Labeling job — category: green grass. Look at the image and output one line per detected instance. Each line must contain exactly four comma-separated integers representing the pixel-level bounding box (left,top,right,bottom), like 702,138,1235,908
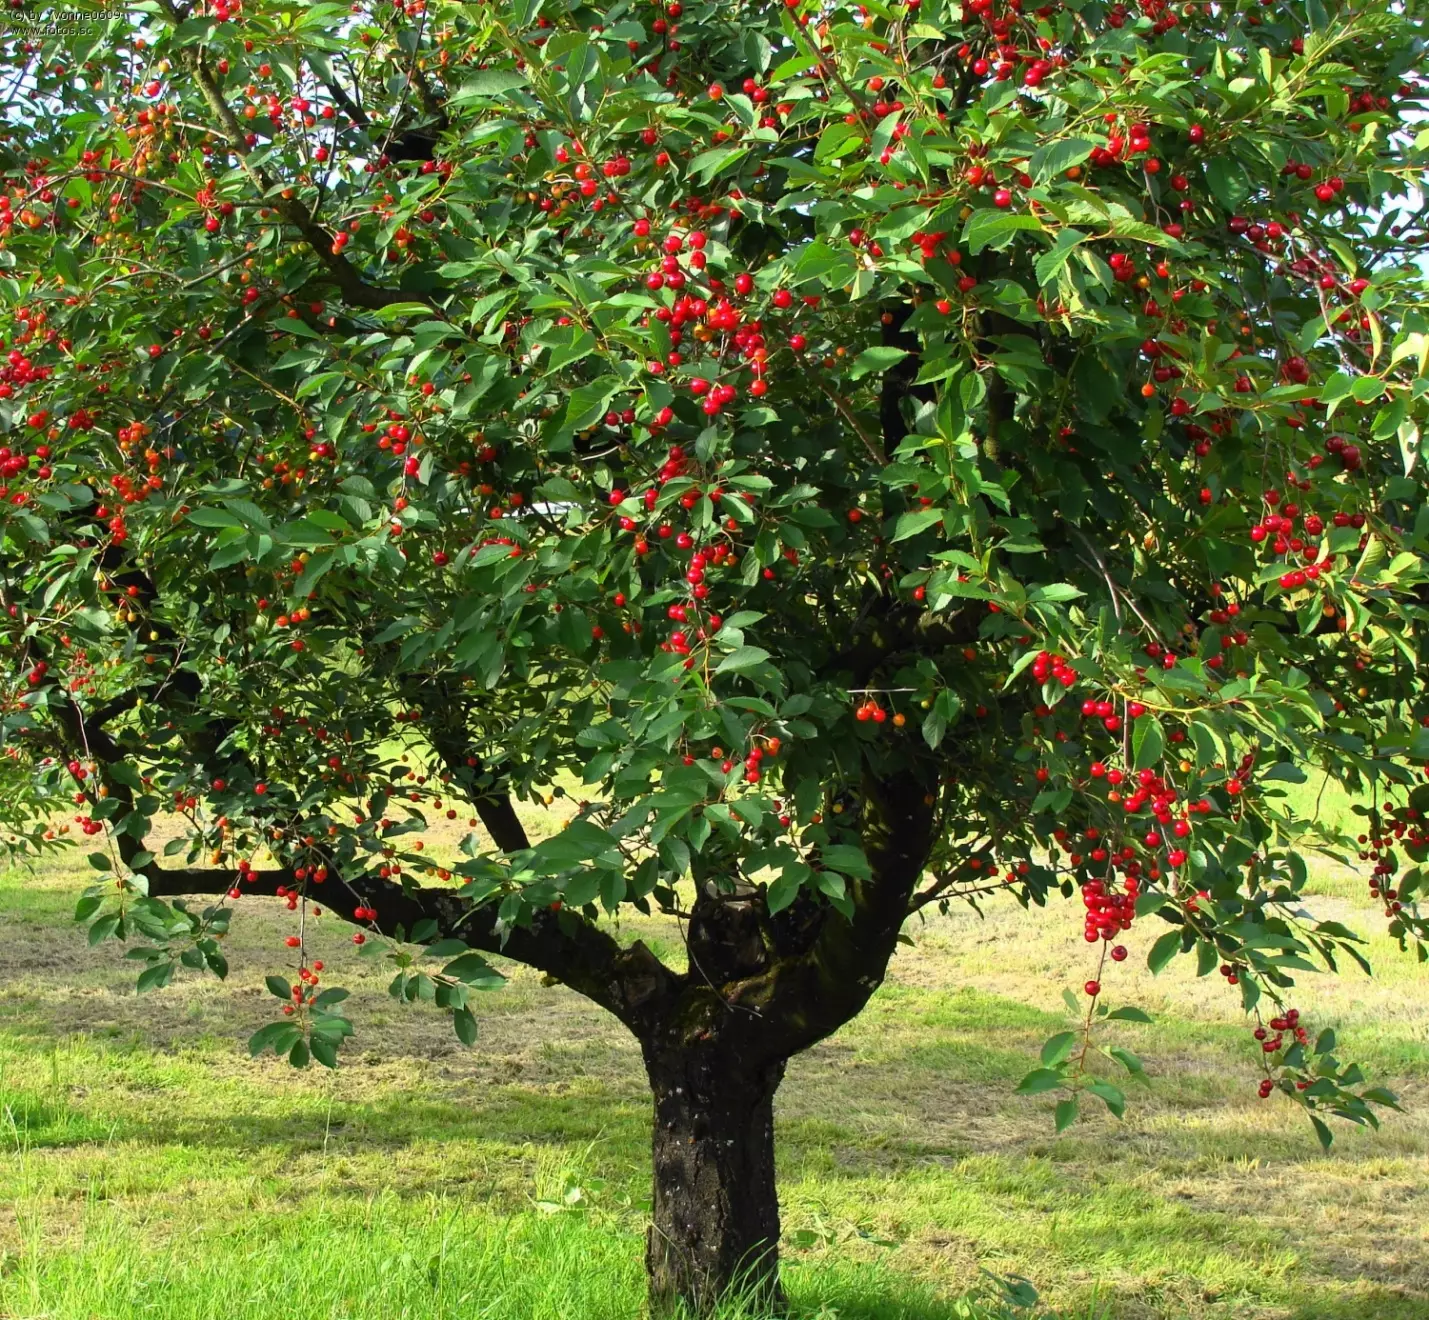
2,828,1427,1320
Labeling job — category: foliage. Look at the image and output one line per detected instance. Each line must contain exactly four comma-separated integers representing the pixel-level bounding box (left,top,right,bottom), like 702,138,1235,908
2,0,1429,1170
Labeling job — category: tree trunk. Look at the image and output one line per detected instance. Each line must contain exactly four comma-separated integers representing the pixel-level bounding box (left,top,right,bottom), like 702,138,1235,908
645,1045,787,1317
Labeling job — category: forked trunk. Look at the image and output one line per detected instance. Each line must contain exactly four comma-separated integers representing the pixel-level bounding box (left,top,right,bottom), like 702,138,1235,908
645,1046,787,1317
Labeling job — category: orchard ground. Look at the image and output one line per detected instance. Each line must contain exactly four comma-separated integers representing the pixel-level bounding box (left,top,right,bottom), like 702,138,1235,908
1,775,1426,1320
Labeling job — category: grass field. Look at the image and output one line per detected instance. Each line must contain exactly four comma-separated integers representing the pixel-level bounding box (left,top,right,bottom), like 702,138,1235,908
1,774,1427,1320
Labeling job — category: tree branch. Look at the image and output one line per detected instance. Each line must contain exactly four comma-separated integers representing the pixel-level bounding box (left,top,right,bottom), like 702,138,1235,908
47,673,671,1034
720,769,937,1062
140,860,676,1033
161,12,427,312
400,676,531,852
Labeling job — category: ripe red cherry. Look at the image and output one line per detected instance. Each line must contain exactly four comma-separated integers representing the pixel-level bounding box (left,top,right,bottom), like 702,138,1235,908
992,188,1012,208
1084,980,1101,996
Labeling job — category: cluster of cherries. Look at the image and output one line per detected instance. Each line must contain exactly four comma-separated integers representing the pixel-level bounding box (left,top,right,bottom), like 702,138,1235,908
1359,804,1428,921
1087,119,1160,169
280,961,327,1016
1030,649,1077,688
626,225,805,403
729,742,773,784
26,753,108,840
1079,697,1142,735
1079,874,1138,955
1254,1008,1309,1097
1247,488,1363,590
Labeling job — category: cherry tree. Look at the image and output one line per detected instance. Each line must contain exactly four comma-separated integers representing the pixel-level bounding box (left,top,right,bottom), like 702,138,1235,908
2,0,1428,1310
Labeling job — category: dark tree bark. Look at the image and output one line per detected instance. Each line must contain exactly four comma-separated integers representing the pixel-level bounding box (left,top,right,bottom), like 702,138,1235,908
644,1041,787,1316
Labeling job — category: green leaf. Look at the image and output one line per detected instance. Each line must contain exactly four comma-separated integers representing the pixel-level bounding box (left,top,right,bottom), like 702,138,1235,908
1147,928,1182,975
1132,716,1164,771
453,1005,478,1046
186,507,245,529
716,646,771,674
962,210,1043,255
74,895,103,922
1087,1080,1125,1118
135,961,174,994
53,243,82,286
209,537,253,570
1034,230,1086,288
820,844,871,880
248,1021,300,1057
1104,1006,1153,1023
689,146,748,182
1361,1087,1402,1110
1205,157,1252,210
265,974,292,1000
1054,1095,1079,1133
452,70,530,99
1016,1068,1065,1095
766,861,810,914
849,346,909,380
1108,1046,1145,1077
1040,1031,1077,1067
423,938,471,958
562,377,621,434
815,121,865,163
892,508,945,541
1030,138,1095,182
1030,583,1083,604
546,329,596,373
441,952,507,989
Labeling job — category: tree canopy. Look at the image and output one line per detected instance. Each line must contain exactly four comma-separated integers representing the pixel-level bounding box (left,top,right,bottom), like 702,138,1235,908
2,0,1429,1307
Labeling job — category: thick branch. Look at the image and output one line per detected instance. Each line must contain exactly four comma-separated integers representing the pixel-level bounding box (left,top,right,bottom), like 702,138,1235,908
142,861,676,1033
49,682,671,1033
723,770,936,1063
401,677,530,852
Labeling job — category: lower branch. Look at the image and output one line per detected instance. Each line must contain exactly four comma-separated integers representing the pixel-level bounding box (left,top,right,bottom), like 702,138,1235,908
140,860,677,1034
